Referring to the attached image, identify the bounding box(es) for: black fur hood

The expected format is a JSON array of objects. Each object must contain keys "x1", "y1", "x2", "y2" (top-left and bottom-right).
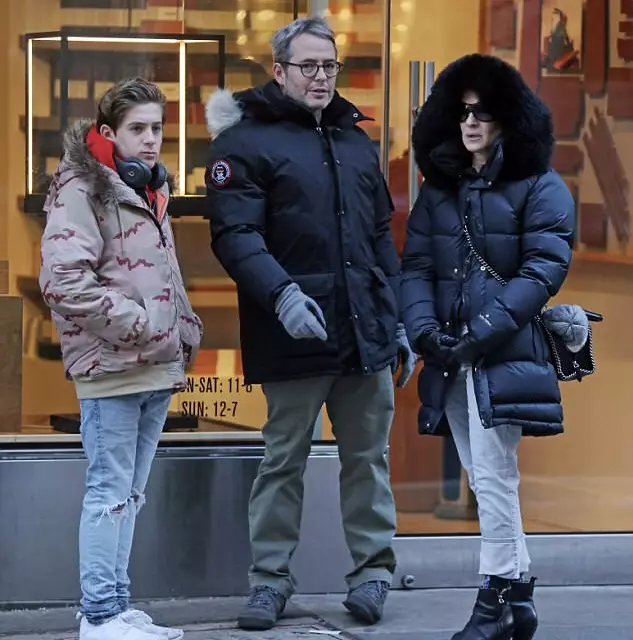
[{"x1": 412, "y1": 54, "x2": 554, "y2": 189}]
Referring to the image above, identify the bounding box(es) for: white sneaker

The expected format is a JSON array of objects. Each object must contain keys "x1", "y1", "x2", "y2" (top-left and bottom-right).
[
  {"x1": 79, "y1": 613, "x2": 161, "y2": 639},
  {"x1": 120, "y1": 608, "x2": 184, "y2": 639}
]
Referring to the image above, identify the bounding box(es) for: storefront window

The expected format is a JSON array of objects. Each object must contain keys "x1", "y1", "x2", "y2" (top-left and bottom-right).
[
  {"x1": 387, "y1": 0, "x2": 633, "y2": 537},
  {"x1": 3, "y1": 0, "x2": 302, "y2": 442},
  {"x1": 2, "y1": 0, "x2": 632, "y2": 540}
]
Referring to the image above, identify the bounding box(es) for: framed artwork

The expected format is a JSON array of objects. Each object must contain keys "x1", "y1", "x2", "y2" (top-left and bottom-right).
[{"x1": 541, "y1": 0, "x2": 583, "y2": 74}]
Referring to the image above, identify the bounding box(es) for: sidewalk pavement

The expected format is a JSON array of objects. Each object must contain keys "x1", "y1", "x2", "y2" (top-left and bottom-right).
[{"x1": 1, "y1": 586, "x2": 632, "y2": 639}]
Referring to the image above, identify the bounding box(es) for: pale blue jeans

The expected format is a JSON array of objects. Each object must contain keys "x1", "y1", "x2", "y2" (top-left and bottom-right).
[
  {"x1": 78, "y1": 390, "x2": 171, "y2": 624},
  {"x1": 444, "y1": 367, "x2": 530, "y2": 579}
]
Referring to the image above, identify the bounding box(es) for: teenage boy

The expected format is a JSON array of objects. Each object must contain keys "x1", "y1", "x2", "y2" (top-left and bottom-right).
[{"x1": 40, "y1": 77, "x2": 202, "y2": 640}]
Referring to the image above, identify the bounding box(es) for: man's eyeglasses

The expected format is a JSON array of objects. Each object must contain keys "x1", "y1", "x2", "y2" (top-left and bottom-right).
[
  {"x1": 460, "y1": 103, "x2": 494, "y2": 123},
  {"x1": 283, "y1": 61, "x2": 343, "y2": 78}
]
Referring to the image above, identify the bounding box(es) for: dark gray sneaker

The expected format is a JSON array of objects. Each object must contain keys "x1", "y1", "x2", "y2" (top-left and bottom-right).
[
  {"x1": 343, "y1": 580, "x2": 390, "y2": 624},
  {"x1": 237, "y1": 585, "x2": 287, "y2": 630}
]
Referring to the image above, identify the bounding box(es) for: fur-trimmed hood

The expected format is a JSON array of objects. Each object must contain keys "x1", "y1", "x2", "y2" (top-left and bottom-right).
[
  {"x1": 52, "y1": 119, "x2": 133, "y2": 207},
  {"x1": 205, "y1": 80, "x2": 371, "y2": 139},
  {"x1": 412, "y1": 54, "x2": 554, "y2": 189},
  {"x1": 45, "y1": 119, "x2": 172, "y2": 215},
  {"x1": 205, "y1": 89, "x2": 243, "y2": 139}
]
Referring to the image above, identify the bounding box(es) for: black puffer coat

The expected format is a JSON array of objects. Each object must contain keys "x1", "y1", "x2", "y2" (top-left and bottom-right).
[
  {"x1": 401, "y1": 54, "x2": 575, "y2": 437},
  {"x1": 205, "y1": 81, "x2": 400, "y2": 385}
]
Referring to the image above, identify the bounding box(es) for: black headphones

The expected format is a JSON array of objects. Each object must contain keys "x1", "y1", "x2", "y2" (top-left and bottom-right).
[{"x1": 115, "y1": 156, "x2": 168, "y2": 191}]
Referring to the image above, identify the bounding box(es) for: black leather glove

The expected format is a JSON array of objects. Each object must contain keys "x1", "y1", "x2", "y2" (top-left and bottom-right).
[
  {"x1": 449, "y1": 333, "x2": 481, "y2": 365},
  {"x1": 416, "y1": 330, "x2": 459, "y2": 364}
]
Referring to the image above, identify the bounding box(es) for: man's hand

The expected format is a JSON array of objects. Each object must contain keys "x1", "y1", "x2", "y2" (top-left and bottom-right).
[
  {"x1": 274, "y1": 283, "x2": 328, "y2": 341},
  {"x1": 416, "y1": 329, "x2": 459, "y2": 365},
  {"x1": 392, "y1": 323, "x2": 417, "y2": 388}
]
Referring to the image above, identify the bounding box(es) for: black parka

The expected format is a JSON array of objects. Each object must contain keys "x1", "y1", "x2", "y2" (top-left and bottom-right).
[
  {"x1": 401, "y1": 55, "x2": 575, "y2": 437},
  {"x1": 205, "y1": 81, "x2": 400, "y2": 384}
]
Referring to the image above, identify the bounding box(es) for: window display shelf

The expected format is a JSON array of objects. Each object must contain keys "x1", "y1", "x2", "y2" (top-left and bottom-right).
[{"x1": 23, "y1": 29, "x2": 226, "y2": 197}]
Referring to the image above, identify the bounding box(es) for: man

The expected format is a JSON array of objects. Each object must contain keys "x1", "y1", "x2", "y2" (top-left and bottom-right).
[
  {"x1": 40, "y1": 77, "x2": 202, "y2": 640},
  {"x1": 205, "y1": 16, "x2": 415, "y2": 632}
]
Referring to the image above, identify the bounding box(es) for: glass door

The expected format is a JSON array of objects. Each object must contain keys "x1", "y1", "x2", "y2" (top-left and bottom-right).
[
  {"x1": 384, "y1": 0, "x2": 485, "y2": 537},
  {"x1": 386, "y1": 0, "x2": 633, "y2": 549}
]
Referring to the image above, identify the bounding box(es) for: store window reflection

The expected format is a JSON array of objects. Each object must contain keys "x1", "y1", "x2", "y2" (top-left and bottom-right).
[
  {"x1": 386, "y1": 0, "x2": 484, "y2": 537},
  {"x1": 387, "y1": 0, "x2": 633, "y2": 538},
  {"x1": 3, "y1": 0, "x2": 633, "y2": 542},
  {"x1": 4, "y1": 0, "x2": 303, "y2": 440}
]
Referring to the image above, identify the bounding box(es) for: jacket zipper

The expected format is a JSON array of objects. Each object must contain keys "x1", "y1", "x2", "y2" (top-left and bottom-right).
[
  {"x1": 144, "y1": 201, "x2": 182, "y2": 353},
  {"x1": 149, "y1": 212, "x2": 167, "y2": 247}
]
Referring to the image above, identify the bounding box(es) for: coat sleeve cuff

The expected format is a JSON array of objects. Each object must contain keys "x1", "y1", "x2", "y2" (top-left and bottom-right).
[{"x1": 468, "y1": 312, "x2": 496, "y2": 348}]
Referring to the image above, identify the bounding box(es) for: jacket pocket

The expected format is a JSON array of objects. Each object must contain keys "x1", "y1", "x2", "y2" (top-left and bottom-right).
[
  {"x1": 369, "y1": 266, "x2": 398, "y2": 343},
  {"x1": 174, "y1": 283, "x2": 203, "y2": 369},
  {"x1": 95, "y1": 293, "x2": 181, "y2": 376},
  {"x1": 275, "y1": 272, "x2": 339, "y2": 358}
]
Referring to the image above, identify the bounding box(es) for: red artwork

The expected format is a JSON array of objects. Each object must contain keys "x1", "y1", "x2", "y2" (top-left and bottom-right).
[
  {"x1": 519, "y1": 0, "x2": 541, "y2": 89},
  {"x1": 541, "y1": 6, "x2": 581, "y2": 72},
  {"x1": 580, "y1": 204, "x2": 608, "y2": 250},
  {"x1": 490, "y1": 0, "x2": 517, "y2": 49},
  {"x1": 539, "y1": 76, "x2": 584, "y2": 138},
  {"x1": 607, "y1": 68, "x2": 633, "y2": 119},
  {"x1": 552, "y1": 144, "x2": 584, "y2": 174},
  {"x1": 582, "y1": 109, "x2": 631, "y2": 245},
  {"x1": 584, "y1": 0, "x2": 608, "y2": 95}
]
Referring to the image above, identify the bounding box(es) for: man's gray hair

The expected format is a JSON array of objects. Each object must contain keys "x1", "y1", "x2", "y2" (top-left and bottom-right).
[{"x1": 271, "y1": 16, "x2": 337, "y2": 63}]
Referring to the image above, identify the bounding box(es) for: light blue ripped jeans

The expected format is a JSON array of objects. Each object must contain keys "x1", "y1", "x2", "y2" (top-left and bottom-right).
[
  {"x1": 444, "y1": 367, "x2": 530, "y2": 579},
  {"x1": 78, "y1": 390, "x2": 171, "y2": 625}
]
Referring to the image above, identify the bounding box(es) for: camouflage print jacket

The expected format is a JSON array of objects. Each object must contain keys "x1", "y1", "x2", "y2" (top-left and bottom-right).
[{"x1": 39, "y1": 120, "x2": 202, "y2": 394}]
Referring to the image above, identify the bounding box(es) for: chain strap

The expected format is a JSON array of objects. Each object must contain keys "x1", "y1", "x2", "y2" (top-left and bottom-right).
[
  {"x1": 462, "y1": 221, "x2": 595, "y2": 380},
  {"x1": 462, "y1": 222, "x2": 507, "y2": 286}
]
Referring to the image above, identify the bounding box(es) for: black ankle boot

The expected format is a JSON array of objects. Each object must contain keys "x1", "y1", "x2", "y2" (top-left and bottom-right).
[
  {"x1": 451, "y1": 583, "x2": 514, "y2": 640},
  {"x1": 508, "y1": 577, "x2": 538, "y2": 640}
]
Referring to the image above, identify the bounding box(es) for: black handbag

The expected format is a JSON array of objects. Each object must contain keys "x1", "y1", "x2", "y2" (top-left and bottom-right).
[{"x1": 463, "y1": 223, "x2": 602, "y2": 382}]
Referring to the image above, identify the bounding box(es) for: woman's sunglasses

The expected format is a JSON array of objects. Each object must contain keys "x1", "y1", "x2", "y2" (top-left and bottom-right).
[
  {"x1": 460, "y1": 103, "x2": 494, "y2": 123},
  {"x1": 411, "y1": 103, "x2": 495, "y2": 123}
]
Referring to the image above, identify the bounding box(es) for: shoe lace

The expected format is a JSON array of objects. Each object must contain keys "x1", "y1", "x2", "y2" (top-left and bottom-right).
[
  {"x1": 361, "y1": 580, "x2": 389, "y2": 604},
  {"x1": 249, "y1": 586, "x2": 282, "y2": 610}
]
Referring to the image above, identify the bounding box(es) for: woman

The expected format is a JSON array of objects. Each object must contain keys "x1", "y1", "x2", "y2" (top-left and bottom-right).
[{"x1": 401, "y1": 54, "x2": 575, "y2": 640}]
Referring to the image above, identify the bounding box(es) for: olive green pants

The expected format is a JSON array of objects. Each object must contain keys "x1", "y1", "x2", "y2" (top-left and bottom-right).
[{"x1": 248, "y1": 366, "x2": 397, "y2": 597}]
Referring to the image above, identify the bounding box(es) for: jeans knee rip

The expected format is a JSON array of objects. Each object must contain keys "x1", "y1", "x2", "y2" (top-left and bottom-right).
[
  {"x1": 95, "y1": 490, "x2": 146, "y2": 524},
  {"x1": 130, "y1": 488, "x2": 146, "y2": 512}
]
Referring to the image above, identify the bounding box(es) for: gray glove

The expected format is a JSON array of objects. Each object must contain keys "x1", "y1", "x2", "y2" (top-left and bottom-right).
[
  {"x1": 392, "y1": 322, "x2": 417, "y2": 387},
  {"x1": 274, "y1": 283, "x2": 328, "y2": 341}
]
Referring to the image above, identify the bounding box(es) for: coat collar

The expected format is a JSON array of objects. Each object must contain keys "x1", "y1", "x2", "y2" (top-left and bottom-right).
[{"x1": 206, "y1": 81, "x2": 372, "y2": 138}]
